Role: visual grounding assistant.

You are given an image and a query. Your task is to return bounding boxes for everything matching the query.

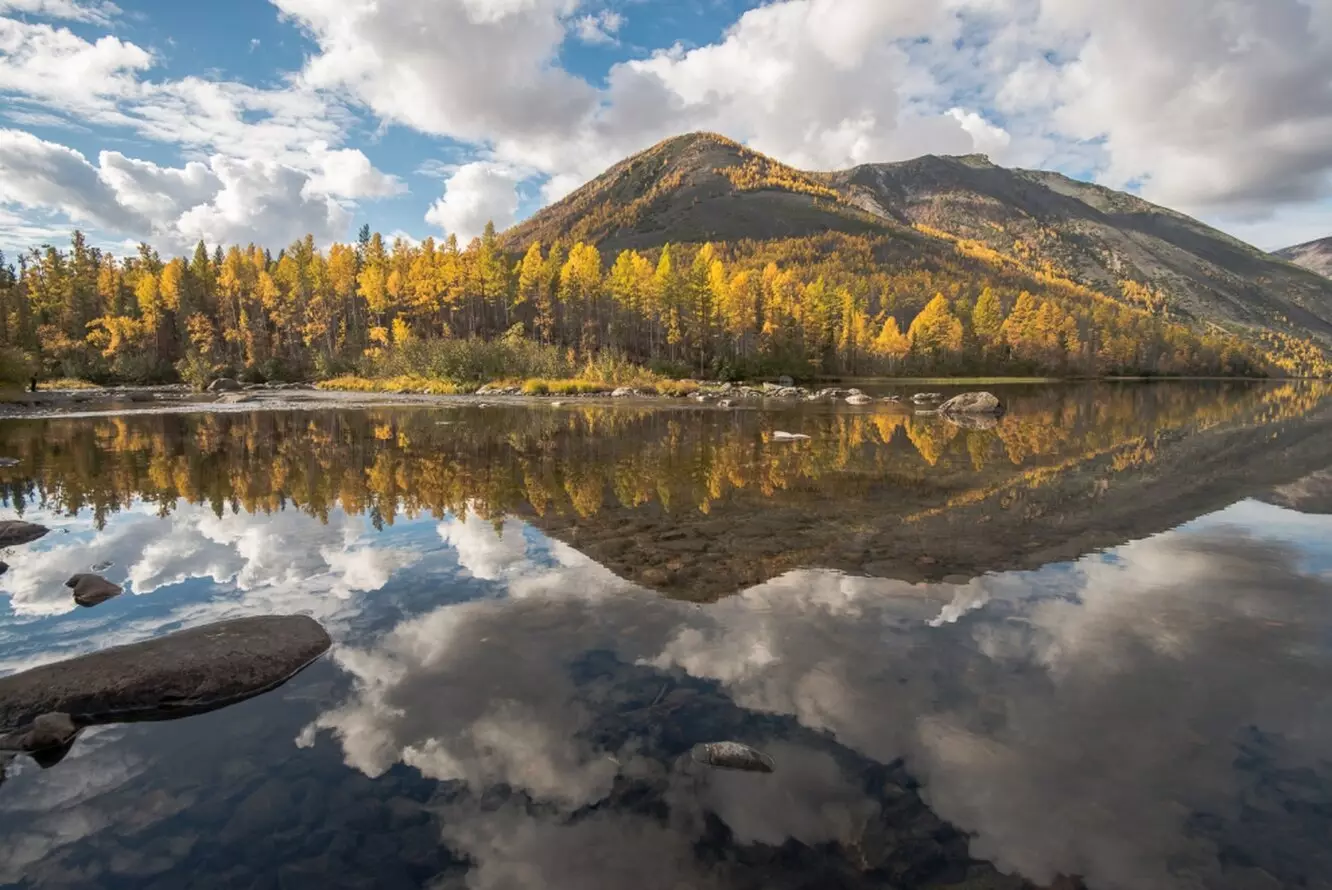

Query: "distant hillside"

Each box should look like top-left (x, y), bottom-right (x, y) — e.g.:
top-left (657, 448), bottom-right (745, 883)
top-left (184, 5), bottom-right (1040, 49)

top-left (835, 157), bottom-right (1332, 341)
top-left (1275, 236), bottom-right (1332, 280)
top-left (503, 133), bottom-right (1332, 350)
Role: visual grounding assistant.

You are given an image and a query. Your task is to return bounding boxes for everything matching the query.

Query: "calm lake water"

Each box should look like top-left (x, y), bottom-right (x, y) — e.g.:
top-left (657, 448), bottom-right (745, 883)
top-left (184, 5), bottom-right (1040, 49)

top-left (1, 381), bottom-right (1331, 889)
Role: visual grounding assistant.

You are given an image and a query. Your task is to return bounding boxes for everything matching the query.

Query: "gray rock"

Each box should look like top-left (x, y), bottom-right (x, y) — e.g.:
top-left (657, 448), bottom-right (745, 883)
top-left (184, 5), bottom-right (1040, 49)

top-left (207, 378), bottom-right (242, 393)
top-left (0, 712), bottom-right (78, 753)
top-left (0, 520), bottom-right (49, 547)
top-left (881, 395), bottom-right (902, 402)
top-left (718, 399), bottom-right (734, 408)
top-left (0, 561), bottom-right (7, 577)
top-left (611, 387), bottom-right (636, 398)
top-left (912, 392), bottom-right (944, 403)
top-left (846, 388), bottom-right (864, 396)
top-left (776, 375), bottom-right (795, 387)
top-left (690, 741), bottom-right (775, 773)
top-left (845, 394), bottom-right (874, 406)
top-left (0, 457), bottom-right (19, 468)
top-left (0, 615), bottom-right (331, 734)
top-left (66, 573), bottom-right (123, 608)
top-left (775, 386), bottom-right (803, 399)
top-left (939, 391), bottom-right (1004, 415)
top-left (771, 431), bottom-right (811, 442)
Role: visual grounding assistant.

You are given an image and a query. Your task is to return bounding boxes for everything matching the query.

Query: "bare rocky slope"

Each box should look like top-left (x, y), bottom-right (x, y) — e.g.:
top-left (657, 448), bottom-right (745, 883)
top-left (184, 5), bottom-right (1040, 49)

top-left (503, 132), bottom-right (1332, 345)
top-left (1275, 236), bottom-right (1332, 280)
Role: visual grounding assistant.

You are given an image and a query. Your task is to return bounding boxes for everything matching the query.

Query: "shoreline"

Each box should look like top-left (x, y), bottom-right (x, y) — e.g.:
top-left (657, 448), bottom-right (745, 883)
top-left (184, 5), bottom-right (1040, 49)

top-left (0, 376), bottom-right (1321, 421)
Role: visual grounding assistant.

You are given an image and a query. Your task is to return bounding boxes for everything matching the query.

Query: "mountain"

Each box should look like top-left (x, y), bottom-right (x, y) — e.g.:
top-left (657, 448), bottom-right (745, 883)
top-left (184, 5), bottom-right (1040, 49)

top-left (1275, 236), bottom-right (1332, 280)
top-left (503, 132), bottom-right (893, 251)
top-left (504, 132), bottom-right (1332, 346)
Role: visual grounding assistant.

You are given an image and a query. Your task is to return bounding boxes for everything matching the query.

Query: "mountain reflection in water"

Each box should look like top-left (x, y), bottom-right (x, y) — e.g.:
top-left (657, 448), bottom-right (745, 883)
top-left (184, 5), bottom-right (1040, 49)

top-left (0, 381), bottom-right (1330, 890)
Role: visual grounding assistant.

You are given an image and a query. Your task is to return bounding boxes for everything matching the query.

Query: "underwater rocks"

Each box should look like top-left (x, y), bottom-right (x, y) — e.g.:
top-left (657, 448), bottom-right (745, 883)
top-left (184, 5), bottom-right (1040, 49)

top-left (690, 741), bottom-right (776, 773)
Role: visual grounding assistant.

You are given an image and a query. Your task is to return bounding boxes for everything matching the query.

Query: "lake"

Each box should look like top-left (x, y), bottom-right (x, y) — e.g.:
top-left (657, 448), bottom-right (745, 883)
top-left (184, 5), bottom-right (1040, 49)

top-left (1, 381), bottom-right (1331, 890)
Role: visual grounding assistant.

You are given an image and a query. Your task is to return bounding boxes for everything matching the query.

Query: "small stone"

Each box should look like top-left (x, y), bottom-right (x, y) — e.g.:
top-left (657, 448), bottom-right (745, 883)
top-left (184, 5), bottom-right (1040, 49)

top-left (550, 401), bottom-right (566, 407)
top-left (0, 520), bottom-right (49, 547)
top-left (845, 394), bottom-right (874, 406)
top-left (690, 741), bottom-right (775, 773)
top-left (67, 573), bottom-right (123, 608)
top-left (912, 392), bottom-right (945, 403)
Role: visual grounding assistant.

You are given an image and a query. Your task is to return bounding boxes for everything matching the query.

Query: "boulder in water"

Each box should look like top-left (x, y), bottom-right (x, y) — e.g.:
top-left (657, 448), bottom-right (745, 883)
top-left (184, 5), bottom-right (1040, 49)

top-left (0, 615), bottom-right (332, 735)
top-left (691, 741), bottom-right (776, 773)
top-left (939, 391), bottom-right (1004, 415)
top-left (207, 378), bottom-right (242, 393)
top-left (0, 712), bottom-right (78, 753)
top-left (0, 520), bottom-right (48, 547)
top-left (845, 394), bottom-right (874, 406)
top-left (911, 392), bottom-right (944, 403)
top-left (66, 573), bottom-right (123, 608)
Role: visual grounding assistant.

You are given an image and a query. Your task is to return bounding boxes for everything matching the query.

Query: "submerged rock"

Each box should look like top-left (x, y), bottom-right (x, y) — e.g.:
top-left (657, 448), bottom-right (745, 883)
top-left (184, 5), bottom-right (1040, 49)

top-left (912, 392), bottom-right (944, 403)
top-left (0, 615), bottom-right (332, 735)
top-left (939, 391), bottom-right (1004, 415)
top-left (0, 712), bottom-right (78, 753)
top-left (0, 457), bottom-right (19, 468)
top-left (845, 394), bottom-right (874, 406)
top-left (217, 393), bottom-right (256, 405)
top-left (207, 377), bottom-right (242, 393)
top-left (66, 573), bottom-right (123, 608)
top-left (0, 520), bottom-right (49, 547)
top-left (690, 741), bottom-right (776, 773)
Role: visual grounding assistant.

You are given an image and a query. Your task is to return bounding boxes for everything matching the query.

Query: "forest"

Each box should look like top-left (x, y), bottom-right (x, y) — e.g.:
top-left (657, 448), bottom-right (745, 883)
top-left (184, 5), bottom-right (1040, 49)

top-left (0, 224), bottom-right (1327, 388)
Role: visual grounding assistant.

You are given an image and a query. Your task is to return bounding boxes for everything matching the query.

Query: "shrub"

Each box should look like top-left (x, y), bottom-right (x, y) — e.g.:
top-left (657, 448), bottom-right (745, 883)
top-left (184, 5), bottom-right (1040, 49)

top-left (0, 346), bottom-right (35, 387)
top-left (175, 352), bottom-right (216, 391)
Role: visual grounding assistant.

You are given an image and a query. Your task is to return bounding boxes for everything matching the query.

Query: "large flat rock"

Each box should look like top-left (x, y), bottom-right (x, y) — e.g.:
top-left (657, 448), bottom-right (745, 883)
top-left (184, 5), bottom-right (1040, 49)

top-left (0, 615), bottom-right (331, 735)
top-left (0, 521), bottom-right (49, 548)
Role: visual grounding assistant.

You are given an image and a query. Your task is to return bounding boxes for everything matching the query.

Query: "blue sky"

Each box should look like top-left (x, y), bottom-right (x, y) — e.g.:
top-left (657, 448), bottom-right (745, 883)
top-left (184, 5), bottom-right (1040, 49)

top-left (1, 0), bottom-right (1330, 257)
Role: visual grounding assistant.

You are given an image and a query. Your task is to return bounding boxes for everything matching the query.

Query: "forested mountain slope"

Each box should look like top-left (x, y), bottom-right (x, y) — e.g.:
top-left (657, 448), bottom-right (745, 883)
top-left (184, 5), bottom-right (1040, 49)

top-left (506, 133), bottom-right (1332, 360)
top-left (2, 133), bottom-right (1330, 386)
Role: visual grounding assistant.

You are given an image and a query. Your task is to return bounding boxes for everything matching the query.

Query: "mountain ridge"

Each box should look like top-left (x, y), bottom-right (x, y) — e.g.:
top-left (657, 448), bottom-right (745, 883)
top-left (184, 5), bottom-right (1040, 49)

top-left (1276, 236), bottom-right (1332, 280)
top-left (502, 132), bottom-right (1332, 350)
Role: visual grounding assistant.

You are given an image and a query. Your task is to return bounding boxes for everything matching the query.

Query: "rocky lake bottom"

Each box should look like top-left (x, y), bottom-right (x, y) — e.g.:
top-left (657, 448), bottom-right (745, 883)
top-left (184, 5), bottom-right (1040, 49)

top-left (0, 380), bottom-right (1331, 889)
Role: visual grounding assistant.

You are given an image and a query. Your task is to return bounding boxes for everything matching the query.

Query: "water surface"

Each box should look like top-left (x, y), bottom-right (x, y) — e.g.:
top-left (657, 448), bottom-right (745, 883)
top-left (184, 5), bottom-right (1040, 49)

top-left (1, 382), bottom-right (1331, 889)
